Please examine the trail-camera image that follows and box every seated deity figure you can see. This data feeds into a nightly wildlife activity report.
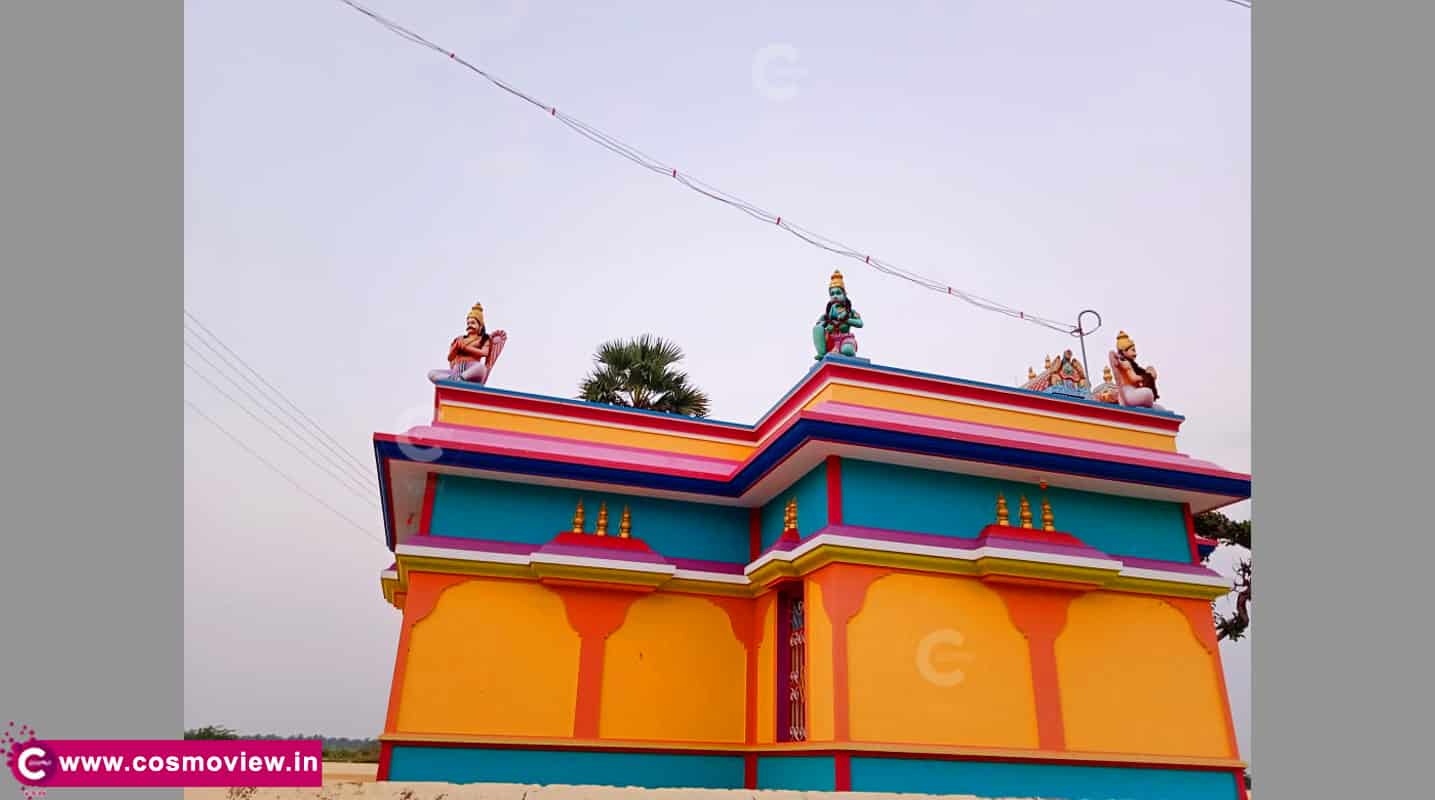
[813,270,864,359]
[1054,349,1088,389]
[428,302,507,385]
[1107,330,1159,408]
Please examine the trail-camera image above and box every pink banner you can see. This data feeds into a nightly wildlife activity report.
[6,739,324,789]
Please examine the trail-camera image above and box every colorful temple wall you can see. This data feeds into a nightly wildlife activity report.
[598,592,747,743]
[430,475,750,564]
[844,572,1040,749]
[839,460,1194,563]
[758,462,828,550]
[395,576,579,738]
[374,356,1252,799]
[1056,593,1237,759]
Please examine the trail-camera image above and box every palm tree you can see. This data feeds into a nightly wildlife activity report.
[579,335,711,418]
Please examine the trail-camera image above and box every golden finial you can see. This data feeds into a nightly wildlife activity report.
[783,498,798,533]
[596,501,609,536]
[571,499,586,533]
[1041,496,1055,531]
[1027,367,1036,381]
[996,493,1010,526]
[1019,496,1033,529]
[1102,365,1113,383]
[619,505,632,538]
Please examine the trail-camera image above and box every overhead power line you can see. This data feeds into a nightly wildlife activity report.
[185,357,377,504]
[182,327,378,488]
[333,0,1094,337]
[185,399,386,548]
[184,309,375,477]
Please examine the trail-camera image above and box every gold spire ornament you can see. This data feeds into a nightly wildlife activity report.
[1027,367,1036,381]
[1116,330,1134,352]
[571,499,586,533]
[619,506,632,538]
[1044,354,1052,370]
[996,493,1010,526]
[829,270,846,291]
[1019,496,1033,529]
[1103,366,1114,383]
[1041,496,1055,531]
[783,498,798,533]
[596,501,609,536]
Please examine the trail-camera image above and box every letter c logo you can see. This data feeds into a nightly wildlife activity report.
[17,746,50,781]
[916,628,976,687]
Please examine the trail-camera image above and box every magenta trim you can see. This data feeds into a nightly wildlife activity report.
[535,543,671,564]
[1118,555,1225,578]
[403,535,539,556]
[977,533,1112,561]
[667,556,747,575]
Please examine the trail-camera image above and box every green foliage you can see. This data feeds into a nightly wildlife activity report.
[183,726,240,740]
[183,729,381,762]
[1193,510,1251,549]
[578,335,711,418]
[1196,510,1252,642]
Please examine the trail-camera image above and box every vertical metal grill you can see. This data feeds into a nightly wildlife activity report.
[787,596,807,741]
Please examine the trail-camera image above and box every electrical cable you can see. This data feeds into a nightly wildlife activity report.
[333,0,1091,336]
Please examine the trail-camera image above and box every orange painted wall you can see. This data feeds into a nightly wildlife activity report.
[846,573,1039,749]
[804,580,836,742]
[1056,592,1234,758]
[599,593,747,743]
[396,578,580,737]
[754,596,777,744]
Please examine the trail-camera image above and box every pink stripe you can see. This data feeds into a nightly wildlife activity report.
[808,403,1248,481]
[379,427,738,480]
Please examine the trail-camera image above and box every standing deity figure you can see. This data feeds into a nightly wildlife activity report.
[813,270,863,359]
[428,301,508,385]
[1107,330,1159,408]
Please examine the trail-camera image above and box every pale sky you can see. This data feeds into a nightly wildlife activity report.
[184,0,1251,758]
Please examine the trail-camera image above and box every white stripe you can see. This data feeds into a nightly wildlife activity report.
[672,569,751,585]
[1118,566,1231,588]
[529,552,677,575]
[745,532,1223,589]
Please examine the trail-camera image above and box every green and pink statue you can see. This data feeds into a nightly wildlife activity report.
[813,270,863,359]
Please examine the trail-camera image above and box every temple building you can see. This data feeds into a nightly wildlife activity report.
[370,353,1250,800]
